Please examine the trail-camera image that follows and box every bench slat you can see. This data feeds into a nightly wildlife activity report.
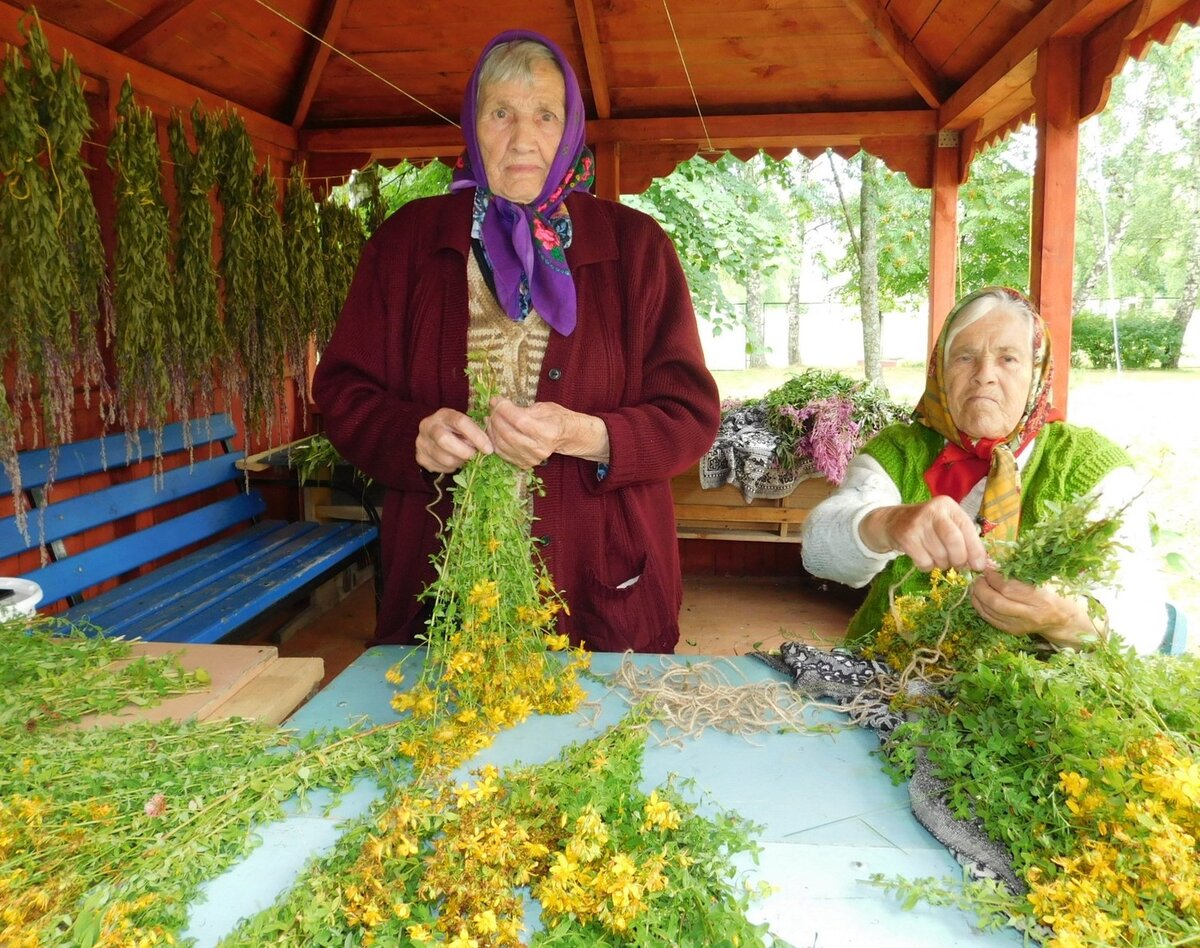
[0,453,245,560]
[28,492,267,606]
[62,521,294,632]
[0,414,237,493]
[100,522,377,644]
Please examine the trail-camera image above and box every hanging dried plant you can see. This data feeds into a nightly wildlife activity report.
[214,110,260,432]
[22,14,114,437]
[247,162,288,441]
[168,104,224,431]
[317,196,365,349]
[107,79,175,456]
[351,161,388,235]
[282,164,327,378]
[0,43,78,532]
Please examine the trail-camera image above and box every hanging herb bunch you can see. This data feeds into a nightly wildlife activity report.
[22,15,114,441]
[107,78,175,455]
[0,35,84,528]
[247,161,290,442]
[214,109,262,432]
[282,164,328,404]
[317,194,365,349]
[350,160,389,235]
[167,103,224,431]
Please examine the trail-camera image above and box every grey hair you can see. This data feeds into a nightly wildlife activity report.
[944,288,1038,355]
[478,40,562,91]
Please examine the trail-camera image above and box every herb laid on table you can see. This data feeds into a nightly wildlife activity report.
[107,78,176,456]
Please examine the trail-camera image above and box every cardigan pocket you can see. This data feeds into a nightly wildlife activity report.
[572,550,675,653]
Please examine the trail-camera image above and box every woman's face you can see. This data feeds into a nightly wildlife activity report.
[945,307,1034,440]
[476,59,566,204]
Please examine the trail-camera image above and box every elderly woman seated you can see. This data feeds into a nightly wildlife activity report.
[802,286,1164,654]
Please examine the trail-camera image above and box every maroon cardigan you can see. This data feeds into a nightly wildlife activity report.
[312,189,720,652]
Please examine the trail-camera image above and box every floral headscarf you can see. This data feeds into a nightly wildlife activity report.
[917,287,1063,541]
[450,30,595,336]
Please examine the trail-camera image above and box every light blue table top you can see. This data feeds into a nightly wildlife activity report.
[184,647,1023,946]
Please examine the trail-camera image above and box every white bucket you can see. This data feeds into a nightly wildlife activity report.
[0,578,43,622]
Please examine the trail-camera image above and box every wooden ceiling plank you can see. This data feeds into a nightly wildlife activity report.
[0,1,297,151]
[1079,0,1160,118]
[112,0,209,54]
[840,0,946,106]
[573,0,611,119]
[290,0,352,128]
[938,0,1115,129]
[301,109,937,157]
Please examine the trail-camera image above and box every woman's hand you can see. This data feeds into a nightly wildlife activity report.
[971,567,1099,647]
[486,398,610,468]
[859,496,989,573]
[415,408,492,473]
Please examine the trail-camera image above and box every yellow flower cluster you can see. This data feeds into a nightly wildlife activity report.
[1029,735,1200,945]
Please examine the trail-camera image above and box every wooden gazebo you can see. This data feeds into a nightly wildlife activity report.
[3,0,1197,414]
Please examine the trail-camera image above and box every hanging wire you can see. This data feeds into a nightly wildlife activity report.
[660,0,715,154]
[247,0,460,128]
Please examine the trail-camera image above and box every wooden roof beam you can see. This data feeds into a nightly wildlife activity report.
[939,0,1121,130]
[572,0,611,119]
[110,0,216,55]
[839,0,945,107]
[289,0,352,128]
[300,110,937,156]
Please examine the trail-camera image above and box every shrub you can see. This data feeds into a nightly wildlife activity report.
[1071,312,1182,369]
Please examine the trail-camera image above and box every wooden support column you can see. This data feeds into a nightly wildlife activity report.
[928,132,961,352]
[1030,37,1081,415]
[592,140,621,201]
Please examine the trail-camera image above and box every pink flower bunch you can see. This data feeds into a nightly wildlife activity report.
[795,396,861,485]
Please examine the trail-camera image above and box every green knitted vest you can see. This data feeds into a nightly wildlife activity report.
[841,422,1132,649]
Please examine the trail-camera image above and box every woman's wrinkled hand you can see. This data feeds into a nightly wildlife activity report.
[415,408,492,473]
[859,496,989,573]
[486,397,611,468]
[970,567,1098,647]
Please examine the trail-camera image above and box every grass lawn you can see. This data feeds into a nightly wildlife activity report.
[711,365,1200,649]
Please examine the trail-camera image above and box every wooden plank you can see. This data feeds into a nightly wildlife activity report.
[0,414,236,493]
[30,492,267,605]
[136,523,376,644]
[0,454,243,560]
[289,0,353,127]
[841,0,946,105]
[573,0,611,118]
[70,521,307,634]
[73,641,279,728]
[204,656,324,725]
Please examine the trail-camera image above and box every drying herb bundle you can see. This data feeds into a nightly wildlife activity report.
[352,160,389,235]
[107,78,175,453]
[246,162,290,440]
[168,104,224,427]
[318,195,365,348]
[22,15,113,439]
[282,164,329,390]
[864,494,1124,677]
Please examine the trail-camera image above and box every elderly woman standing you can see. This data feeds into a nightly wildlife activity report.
[312,30,720,653]
[802,287,1163,654]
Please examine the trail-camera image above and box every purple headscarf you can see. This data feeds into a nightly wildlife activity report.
[451,29,594,336]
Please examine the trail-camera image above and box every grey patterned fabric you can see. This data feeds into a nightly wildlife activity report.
[758,641,1026,895]
[699,405,809,502]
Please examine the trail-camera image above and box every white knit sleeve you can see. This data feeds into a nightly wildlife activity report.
[1079,466,1168,655]
[801,453,902,588]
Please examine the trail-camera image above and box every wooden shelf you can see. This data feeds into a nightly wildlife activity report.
[671,464,835,543]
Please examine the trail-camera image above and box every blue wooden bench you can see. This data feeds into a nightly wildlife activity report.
[0,414,378,645]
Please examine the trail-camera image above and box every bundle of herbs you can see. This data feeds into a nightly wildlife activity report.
[733,369,910,484]
[863,493,1200,944]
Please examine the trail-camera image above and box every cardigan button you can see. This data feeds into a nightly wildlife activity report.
[537,534,552,547]
[547,368,562,381]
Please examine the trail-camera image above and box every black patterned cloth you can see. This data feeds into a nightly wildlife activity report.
[757,641,1026,896]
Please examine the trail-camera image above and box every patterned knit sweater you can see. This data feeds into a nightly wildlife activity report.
[842,421,1132,648]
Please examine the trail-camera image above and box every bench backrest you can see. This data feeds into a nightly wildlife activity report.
[0,414,266,608]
